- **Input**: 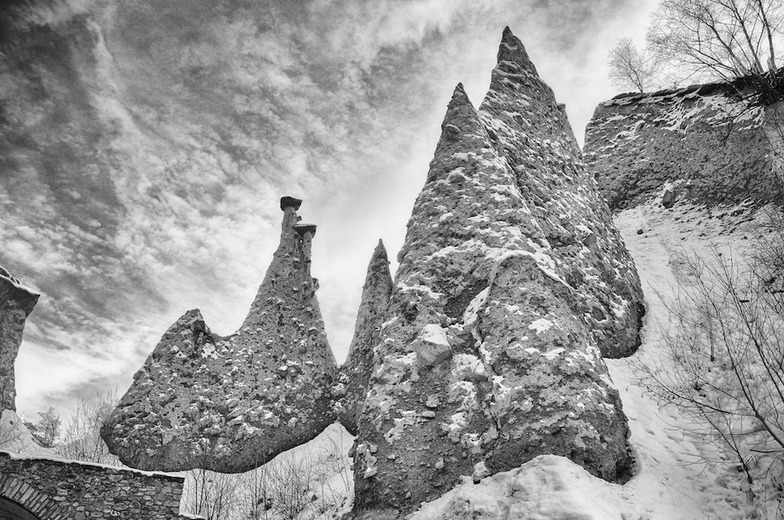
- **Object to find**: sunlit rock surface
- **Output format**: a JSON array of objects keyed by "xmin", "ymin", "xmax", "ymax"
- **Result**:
[
  {"xmin": 584, "ymin": 78, "xmax": 784, "ymax": 211},
  {"xmin": 352, "ymin": 28, "xmax": 636, "ymax": 516},
  {"xmin": 101, "ymin": 198, "xmax": 338, "ymax": 472},
  {"xmin": 338, "ymin": 240, "xmax": 393, "ymax": 435},
  {"xmin": 0, "ymin": 267, "xmax": 39, "ymax": 412}
]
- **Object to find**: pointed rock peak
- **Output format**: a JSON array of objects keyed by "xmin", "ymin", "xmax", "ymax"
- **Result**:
[
  {"xmin": 497, "ymin": 26, "xmax": 538, "ymax": 76},
  {"xmin": 372, "ymin": 239, "xmax": 389, "ymax": 263},
  {"xmin": 437, "ymin": 82, "xmax": 483, "ymax": 143},
  {"xmin": 448, "ymin": 82, "xmax": 473, "ymax": 111},
  {"xmin": 338, "ymin": 239, "xmax": 393, "ymax": 434},
  {"xmin": 364, "ymin": 239, "xmax": 392, "ymax": 289}
]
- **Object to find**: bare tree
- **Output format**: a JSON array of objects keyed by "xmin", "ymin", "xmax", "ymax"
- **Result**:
[
  {"xmin": 641, "ymin": 213, "xmax": 784, "ymax": 517},
  {"xmin": 57, "ymin": 390, "xmax": 120, "ymax": 464},
  {"xmin": 609, "ymin": 37, "xmax": 661, "ymax": 92},
  {"xmin": 238, "ymin": 463, "xmax": 274, "ymax": 520},
  {"xmin": 29, "ymin": 407, "xmax": 60, "ymax": 448},
  {"xmin": 646, "ymin": 0, "xmax": 783, "ymax": 82},
  {"xmin": 181, "ymin": 424, "xmax": 353, "ymax": 520},
  {"xmin": 185, "ymin": 467, "xmax": 237, "ymax": 520}
]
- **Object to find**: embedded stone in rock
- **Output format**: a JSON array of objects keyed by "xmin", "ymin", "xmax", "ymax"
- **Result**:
[
  {"xmin": 414, "ymin": 324, "xmax": 453, "ymax": 367},
  {"xmin": 338, "ymin": 240, "xmax": 393, "ymax": 435},
  {"xmin": 661, "ymin": 184, "xmax": 677, "ymax": 208},
  {"xmin": 352, "ymin": 28, "xmax": 636, "ymax": 516},
  {"xmin": 101, "ymin": 198, "xmax": 337, "ymax": 473},
  {"xmin": 0, "ymin": 267, "xmax": 39, "ymax": 412}
]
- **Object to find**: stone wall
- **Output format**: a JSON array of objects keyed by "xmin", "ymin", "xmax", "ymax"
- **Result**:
[
  {"xmin": 584, "ymin": 81, "xmax": 783, "ymax": 211},
  {"xmin": 0, "ymin": 452, "xmax": 196, "ymax": 519}
]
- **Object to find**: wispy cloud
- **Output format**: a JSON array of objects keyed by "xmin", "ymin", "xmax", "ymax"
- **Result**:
[{"xmin": 0, "ymin": 0, "xmax": 658, "ymax": 418}]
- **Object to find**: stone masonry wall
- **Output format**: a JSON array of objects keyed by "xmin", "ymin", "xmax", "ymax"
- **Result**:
[{"xmin": 0, "ymin": 452, "xmax": 196, "ymax": 519}]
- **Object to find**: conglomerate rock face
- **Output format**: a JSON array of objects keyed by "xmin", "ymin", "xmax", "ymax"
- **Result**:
[
  {"xmin": 584, "ymin": 79, "xmax": 784, "ymax": 211},
  {"xmin": 338, "ymin": 240, "xmax": 393, "ymax": 435},
  {"xmin": 352, "ymin": 27, "xmax": 637, "ymax": 516},
  {"xmin": 101, "ymin": 197, "xmax": 338, "ymax": 472},
  {"xmin": 0, "ymin": 266, "xmax": 39, "ymax": 412}
]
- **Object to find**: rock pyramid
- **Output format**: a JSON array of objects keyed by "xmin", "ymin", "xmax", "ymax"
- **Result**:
[
  {"xmin": 0, "ymin": 266, "xmax": 39, "ymax": 412},
  {"xmin": 351, "ymin": 27, "xmax": 641, "ymax": 516},
  {"xmin": 338, "ymin": 240, "xmax": 393, "ymax": 435},
  {"xmin": 101, "ymin": 197, "xmax": 338, "ymax": 472}
]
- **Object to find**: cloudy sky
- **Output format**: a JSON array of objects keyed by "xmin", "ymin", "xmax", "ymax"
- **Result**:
[{"xmin": 0, "ymin": 0, "xmax": 657, "ymax": 419}]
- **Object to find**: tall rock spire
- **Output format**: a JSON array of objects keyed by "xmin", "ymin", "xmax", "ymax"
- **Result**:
[
  {"xmin": 101, "ymin": 197, "xmax": 338, "ymax": 472},
  {"xmin": 338, "ymin": 240, "xmax": 393, "ymax": 435},
  {"xmin": 0, "ymin": 267, "xmax": 39, "ymax": 412},
  {"xmin": 479, "ymin": 27, "xmax": 644, "ymax": 359},
  {"xmin": 352, "ymin": 28, "xmax": 639, "ymax": 517}
]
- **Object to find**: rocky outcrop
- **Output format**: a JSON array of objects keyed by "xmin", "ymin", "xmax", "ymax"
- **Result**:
[
  {"xmin": 352, "ymin": 28, "xmax": 636, "ymax": 517},
  {"xmin": 0, "ymin": 266, "xmax": 39, "ymax": 412},
  {"xmin": 101, "ymin": 197, "xmax": 338, "ymax": 473},
  {"xmin": 584, "ymin": 79, "xmax": 784, "ymax": 211},
  {"xmin": 338, "ymin": 240, "xmax": 393, "ymax": 435}
]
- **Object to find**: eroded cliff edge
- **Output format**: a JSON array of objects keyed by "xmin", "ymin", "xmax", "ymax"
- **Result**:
[{"xmin": 584, "ymin": 76, "xmax": 784, "ymax": 211}]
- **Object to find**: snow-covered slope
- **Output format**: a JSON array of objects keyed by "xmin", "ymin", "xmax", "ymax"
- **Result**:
[{"xmin": 607, "ymin": 200, "xmax": 765, "ymax": 519}]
